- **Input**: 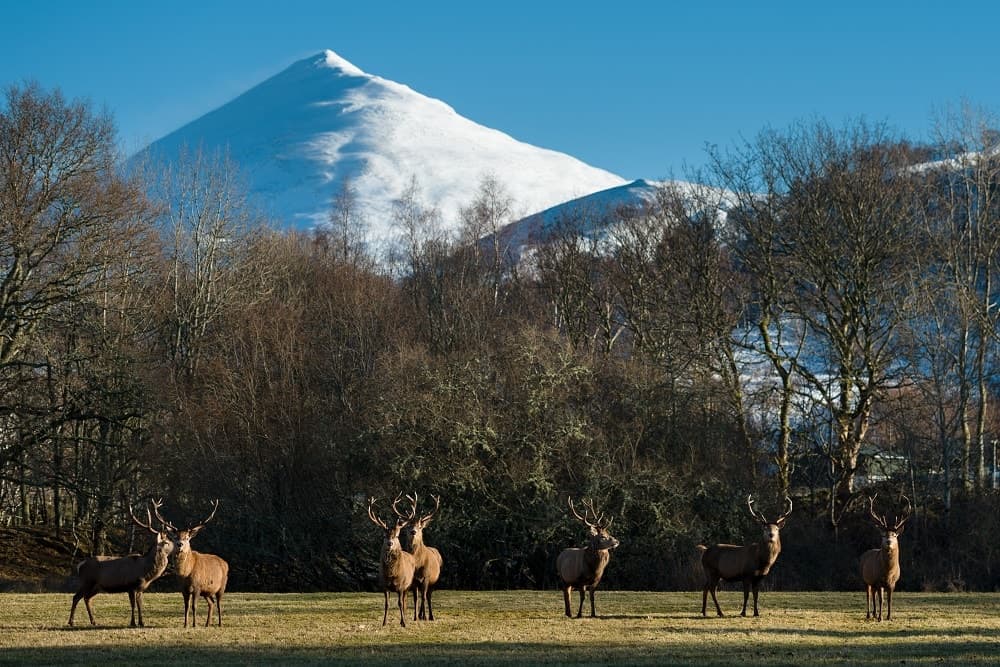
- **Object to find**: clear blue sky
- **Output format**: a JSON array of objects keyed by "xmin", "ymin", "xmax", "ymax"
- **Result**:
[{"xmin": 3, "ymin": 0, "xmax": 998, "ymax": 180}]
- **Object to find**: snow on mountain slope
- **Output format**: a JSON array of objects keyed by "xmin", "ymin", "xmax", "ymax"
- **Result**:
[
  {"xmin": 496, "ymin": 178, "xmax": 662, "ymax": 258},
  {"xmin": 495, "ymin": 178, "xmax": 735, "ymax": 263},
  {"xmin": 135, "ymin": 50, "xmax": 627, "ymax": 245}
]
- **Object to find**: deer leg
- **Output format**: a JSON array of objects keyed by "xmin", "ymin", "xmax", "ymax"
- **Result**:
[
  {"xmin": 740, "ymin": 579, "xmax": 750, "ymax": 617},
  {"xmin": 426, "ymin": 587, "xmax": 434, "ymax": 621},
  {"xmin": 398, "ymin": 589, "xmax": 407, "ymax": 627},
  {"xmin": 190, "ymin": 590, "xmax": 198, "ymax": 628},
  {"xmin": 576, "ymin": 588, "xmax": 586, "ymax": 618},
  {"xmin": 562, "ymin": 586, "xmax": 572, "ymax": 617},
  {"xmin": 865, "ymin": 585, "xmax": 871, "ymax": 620},
  {"xmin": 204, "ymin": 595, "xmax": 214, "ymax": 627},
  {"xmin": 382, "ymin": 590, "xmax": 389, "ymax": 626},
  {"xmin": 412, "ymin": 587, "xmax": 418, "ymax": 621},
  {"xmin": 128, "ymin": 590, "xmax": 138, "ymax": 627},
  {"xmin": 136, "ymin": 590, "xmax": 146, "ymax": 627},
  {"xmin": 709, "ymin": 580, "xmax": 724, "ymax": 617},
  {"xmin": 69, "ymin": 591, "xmax": 83, "ymax": 626},
  {"xmin": 885, "ymin": 586, "xmax": 893, "ymax": 621},
  {"xmin": 875, "ymin": 587, "xmax": 883, "ymax": 622},
  {"xmin": 215, "ymin": 592, "xmax": 223, "ymax": 627},
  {"xmin": 182, "ymin": 591, "xmax": 191, "ymax": 627},
  {"xmin": 589, "ymin": 588, "xmax": 597, "ymax": 618},
  {"xmin": 751, "ymin": 579, "xmax": 760, "ymax": 617}
]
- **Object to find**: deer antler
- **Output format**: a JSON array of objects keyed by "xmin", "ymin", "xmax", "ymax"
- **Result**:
[
  {"xmin": 151, "ymin": 499, "xmax": 177, "ymax": 532},
  {"xmin": 868, "ymin": 494, "xmax": 890, "ymax": 531},
  {"xmin": 188, "ymin": 499, "xmax": 220, "ymax": 533},
  {"xmin": 367, "ymin": 497, "xmax": 388, "ymax": 530},
  {"xmin": 582, "ymin": 498, "xmax": 608, "ymax": 527},
  {"xmin": 567, "ymin": 496, "xmax": 596, "ymax": 528},
  {"xmin": 776, "ymin": 495, "xmax": 793, "ymax": 525},
  {"xmin": 892, "ymin": 495, "xmax": 912, "ymax": 532},
  {"xmin": 747, "ymin": 494, "xmax": 769, "ymax": 525},
  {"xmin": 390, "ymin": 492, "xmax": 413, "ymax": 522},
  {"xmin": 421, "ymin": 495, "xmax": 441, "ymax": 523},
  {"xmin": 129, "ymin": 501, "xmax": 161, "ymax": 535}
]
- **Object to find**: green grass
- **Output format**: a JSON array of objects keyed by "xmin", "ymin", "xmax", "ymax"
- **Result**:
[{"xmin": 0, "ymin": 590, "xmax": 997, "ymax": 665}]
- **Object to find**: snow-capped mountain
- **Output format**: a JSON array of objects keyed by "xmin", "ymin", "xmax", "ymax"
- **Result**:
[{"xmin": 135, "ymin": 50, "xmax": 627, "ymax": 245}]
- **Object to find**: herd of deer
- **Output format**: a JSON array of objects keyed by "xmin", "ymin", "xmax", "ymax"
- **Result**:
[
  {"xmin": 65, "ymin": 491, "xmax": 912, "ymax": 629},
  {"xmin": 68, "ymin": 499, "xmax": 228, "ymax": 628}
]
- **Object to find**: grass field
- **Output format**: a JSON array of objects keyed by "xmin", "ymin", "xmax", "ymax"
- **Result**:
[{"xmin": 0, "ymin": 590, "xmax": 997, "ymax": 665}]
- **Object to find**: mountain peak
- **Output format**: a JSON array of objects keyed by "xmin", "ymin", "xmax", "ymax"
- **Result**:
[
  {"xmin": 136, "ymin": 51, "xmax": 627, "ymax": 240},
  {"xmin": 320, "ymin": 49, "xmax": 366, "ymax": 77}
]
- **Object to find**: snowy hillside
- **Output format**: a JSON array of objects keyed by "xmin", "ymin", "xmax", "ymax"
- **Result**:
[
  {"xmin": 495, "ymin": 178, "xmax": 732, "ymax": 263},
  {"xmin": 495, "ymin": 178, "xmax": 661, "ymax": 260},
  {"xmin": 135, "ymin": 50, "xmax": 627, "ymax": 245}
]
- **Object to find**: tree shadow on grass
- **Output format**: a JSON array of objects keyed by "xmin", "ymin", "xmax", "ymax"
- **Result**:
[{"xmin": 1, "ymin": 637, "xmax": 997, "ymax": 667}]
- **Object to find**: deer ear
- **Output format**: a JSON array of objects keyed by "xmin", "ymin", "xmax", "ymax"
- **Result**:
[
  {"xmin": 189, "ymin": 525, "xmax": 203, "ymax": 539},
  {"xmin": 775, "ymin": 517, "xmax": 786, "ymax": 528}
]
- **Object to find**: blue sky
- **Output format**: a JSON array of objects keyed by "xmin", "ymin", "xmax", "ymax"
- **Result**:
[{"xmin": 3, "ymin": 0, "xmax": 999, "ymax": 180}]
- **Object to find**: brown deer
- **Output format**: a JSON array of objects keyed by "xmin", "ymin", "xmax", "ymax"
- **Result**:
[
  {"xmin": 155, "ymin": 499, "xmax": 229, "ymax": 627},
  {"xmin": 367, "ymin": 496, "xmax": 416, "ymax": 627},
  {"xmin": 860, "ymin": 494, "xmax": 911, "ymax": 621},
  {"xmin": 698, "ymin": 494, "xmax": 792, "ymax": 617},
  {"xmin": 556, "ymin": 496, "xmax": 620, "ymax": 618},
  {"xmin": 68, "ymin": 500, "xmax": 175, "ymax": 628},
  {"xmin": 393, "ymin": 493, "xmax": 443, "ymax": 621}
]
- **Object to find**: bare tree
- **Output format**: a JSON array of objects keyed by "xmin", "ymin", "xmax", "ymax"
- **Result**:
[
  {"xmin": 459, "ymin": 173, "xmax": 516, "ymax": 308},
  {"xmin": 0, "ymin": 82, "xmax": 152, "ymax": 533},
  {"xmin": 710, "ymin": 120, "xmax": 925, "ymax": 522},
  {"xmin": 325, "ymin": 175, "xmax": 370, "ymax": 267},
  {"xmin": 147, "ymin": 144, "xmax": 267, "ymax": 380},
  {"xmin": 924, "ymin": 104, "xmax": 1000, "ymax": 494}
]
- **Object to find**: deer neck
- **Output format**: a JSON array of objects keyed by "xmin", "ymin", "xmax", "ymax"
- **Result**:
[
  {"xmin": 882, "ymin": 543, "xmax": 899, "ymax": 569},
  {"xmin": 757, "ymin": 536, "xmax": 781, "ymax": 572},
  {"xmin": 175, "ymin": 549, "xmax": 197, "ymax": 577},
  {"xmin": 382, "ymin": 542, "xmax": 404, "ymax": 572},
  {"xmin": 144, "ymin": 542, "xmax": 170, "ymax": 581},
  {"xmin": 585, "ymin": 544, "xmax": 611, "ymax": 574}
]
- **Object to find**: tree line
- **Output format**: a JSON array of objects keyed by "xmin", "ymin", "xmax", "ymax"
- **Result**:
[{"xmin": 2, "ymin": 82, "xmax": 999, "ymax": 593}]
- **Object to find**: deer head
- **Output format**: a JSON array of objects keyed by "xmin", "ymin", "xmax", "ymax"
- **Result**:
[
  {"xmin": 747, "ymin": 494, "xmax": 792, "ymax": 545},
  {"xmin": 868, "ymin": 494, "xmax": 911, "ymax": 550},
  {"xmin": 129, "ymin": 499, "xmax": 175, "ymax": 561},
  {"xmin": 368, "ymin": 497, "xmax": 406, "ymax": 552},
  {"xmin": 393, "ymin": 492, "xmax": 439, "ymax": 552},
  {"xmin": 568, "ymin": 496, "xmax": 619, "ymax": 551},
  {"xmin": 155, "ymin": 499, "xmax": 219, "ymax": 558}
]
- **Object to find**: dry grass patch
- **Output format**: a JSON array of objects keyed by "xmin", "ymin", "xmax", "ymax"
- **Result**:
[{"xmin": 0, "ymin": 590, "xmax": 997, "ymax": 665}]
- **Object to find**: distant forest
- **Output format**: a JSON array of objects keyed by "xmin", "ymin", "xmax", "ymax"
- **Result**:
[{"xmin": 2, "ymin": 82, "xmax": 999, "ymax": 592}]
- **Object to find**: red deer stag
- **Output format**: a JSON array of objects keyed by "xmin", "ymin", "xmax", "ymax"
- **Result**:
[
  {"xmin": 68, "ymin": 500, "xmax": 174, "ymax": 627},
  {"xmin": 557, "ymin": 496, "xmax": 620, "ymax": 618},
  {"xmin": 155, "ymin": 500, "xmax": 229, "ymax": 627},
  {"xmin": 367, "ymin": 497, "xmax": 416, "ymax": 627},
  {"xmin": 860, "ymin": 494, "xmax": 911, "ymax": 621},
  {"xmin": 698, "ymin": 494, "xmax": 792, "ymax": 617},
  {"xmin": 394, "ymin": 493, "xmax": 443, "ymax": 621}
]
